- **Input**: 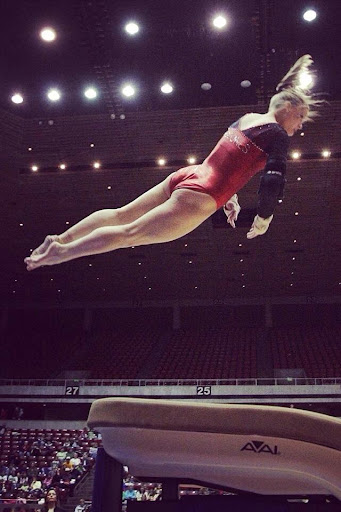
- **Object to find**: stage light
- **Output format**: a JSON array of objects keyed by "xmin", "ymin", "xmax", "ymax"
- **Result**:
[
  {"xmin": 291, "ymin": 151, "xmax": 301, "ymax": 159},
  {"xmin": 303, "ymin": 9, "xmax": 317, "ymax": 22},
  {"xmin": 59, "ymin": 164, "xmax": 66, "ymax": 170},
  {"xmin": 93, "ymin": 162, "xmax": 101, "ymax": 169},
  {"xmin": 125, "ymin": 22, "xmax": 139, "ymax": 35},
  {"xmin": 11, "ymin": 93, "xmax": 23, "ymax": 104},
  {"xmin": 31, "ymin": 165, "xmax": 38, "ymax": 172},
  {"xmin": 84, "ymin": 87, "xmax": 98, "ymax": 99},
  {"xmin": 212, "ymin": 15, "xmax": 228, "ymax": 29},
  {"xmin": 322, "ymin": 150, "xmax": 331, "ymax": 158},
  {"xmin": 160, "ymin": 82, "xmax": 173, "ymax": 94},
  {"xmin": 187, "ymin": 156, "xmax": 196, "ymax": 164},
  {"xmin": 122, "ymin": 84, "xmax": 136, "ymax": 97},
  {"xmin": 40, "ymin": 27, "xmax": 56, "ymax": 42},
  {"xmin": 47, "ymin": 89, "xmax": 61, "ymax": 102},
  {"xmin": 299, "ymin": 71, "xmax": 313, "ymax": 89},
  {"xmin": 157, "ymin": 158, "xmax": 166, "ymax": 166}
]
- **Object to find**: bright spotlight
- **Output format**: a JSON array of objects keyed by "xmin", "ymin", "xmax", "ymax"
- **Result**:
[
  {"xmin": 299, "ymin": 71, "xmax": 313, "ymax": 89},
  {"xmin": 93, "ymin": 162, "xmax": 101, "ymax": 169},
  {"xmin": 125, "ymin": 22, "xmax": 139, "ymax": 35},
  {"xmin": 31, "ymin": 165, "xmax": 39, "ymax": 172},
  {"xmin": 291, "ymin": 151, "xmax": 301, "ymax": 160},
  {"xmin": 122, "ymin": 84, "xmax": 136, "ymax": 97},
  {"xmin": 47, "ymin": 89, "xmax": 61, "ymax": 102},
  {"xmin": 160, "ymin": 82, "xmax": 173, "ymax": 94},
  {"xmin": 157, "ymin": 158, "xmax": 166, "ymax": 166},
  {"xmin": 84, "ymin": 87, "xmax": 98, "ymax": 99},
  {"xmin": 321, "ymin": 150, "xmax": 331, "ymax": 158},
  {"xmin": 303, "ymin": 9, "xmax": 317, "ymax": 22},
  {"xmin": 213, "ymin": 15, "xmax": 227, "ymax": 29},
  {"xmin": 40, "ymin": 27, "xmax": 57, "ymax": 42},
  {"xmin": 11, "ymin": 93, "xmax": 24, "ymax": 104},
  {"xmin": 187, "ymin": 156, "xmax": 197, "ymax": 164}
]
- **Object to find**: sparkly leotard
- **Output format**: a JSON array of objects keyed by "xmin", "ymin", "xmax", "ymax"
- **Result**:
[{"xmin": 169, "ymin": 119, "xmax": 290, "ymax": 210}]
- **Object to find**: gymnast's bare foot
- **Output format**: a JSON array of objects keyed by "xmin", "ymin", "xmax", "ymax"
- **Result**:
[
  {"xmin": 31, "ymin": 235, "xmax": 61, "ymax": 257},
  {"xmin": 24, "ymin": 242, "xmax": 65, "ymax": 271}
]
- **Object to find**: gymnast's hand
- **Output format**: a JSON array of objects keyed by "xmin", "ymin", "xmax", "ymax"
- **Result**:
[
  {"xmin": 247, "ymin": 214, "xmax": 273, "ymax": 239},
  {"xmin": 223, "ymin": 194, "xmax": 241, "ymax": 228}
]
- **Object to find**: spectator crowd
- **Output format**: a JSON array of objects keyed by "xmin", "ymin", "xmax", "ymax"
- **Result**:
[{"xmin": 0, "ymin": 427, "xmax": 100, "ymax": 509}]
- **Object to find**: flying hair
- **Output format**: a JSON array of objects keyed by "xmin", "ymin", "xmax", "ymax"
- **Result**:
[{"xmin": 269, "ymin": 54, "xmax": 326, "ymax": 120}]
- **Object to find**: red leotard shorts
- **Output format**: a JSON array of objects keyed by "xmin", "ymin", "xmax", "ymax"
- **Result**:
[{"xmin": 169, "ymin": 127, "xmax": 268, "ymax": 209}]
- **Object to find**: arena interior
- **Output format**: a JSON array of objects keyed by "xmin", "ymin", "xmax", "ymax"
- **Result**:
[{"xmin": 0, "ymin": 0, "xmax": 340, "ymax": 511}]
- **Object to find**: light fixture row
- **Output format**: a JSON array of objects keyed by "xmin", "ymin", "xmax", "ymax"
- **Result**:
[
  {"xmin": 39, "ymin": 8, "xmax": 317, "ymax": 44},
  {"xmin": 11, "ymin": 83, "xmax": 179, "ymax": 105},
  {"xmin": 291, "ymin": 150, "xmax": 332, "ymax": 159},
  {"xmin": 28, "ymin": 148, "xmax": 334, "ymax": 172},
  {"xmin": 29, "ymin": 156, "xmax": 198, "ymax": 172}
]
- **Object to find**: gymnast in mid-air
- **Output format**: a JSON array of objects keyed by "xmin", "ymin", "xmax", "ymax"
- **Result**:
[{"xmin": 25, "ymin": 55, "xmax": 323, "ymax": 271}]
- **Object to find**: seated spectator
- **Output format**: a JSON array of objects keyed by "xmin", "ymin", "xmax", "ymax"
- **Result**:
[
  {"xmin": 43, "ymin": 472, "xmax": 54, "ymax": 488},
  {"xmin": 70, "ymin": 453, "xmax": 81, "ymax": 469},
  {"xmin": 74, "ymin": 498, "xmax": 86, "ymax": 512},
  {"xmin": 30, "ymin": 477, "xmax": 42, "ymax": 492},
  {"xmin": 27, "ymin": 462, "xmax": 39, "ymax": 479},
  {"xmin": 56, "ymin": 448, "xmax": 67, "ymax": 462},
  {"xmin": 31, "ymin": 442, "xmax": 41, "ymax": 457},
  {"xmin": 62, "ymin": 457, "xmax": 73, "ymax": 472},
  {"xmin": 88, "ymin": 445, "xmax": 97, "ymax": 459}
]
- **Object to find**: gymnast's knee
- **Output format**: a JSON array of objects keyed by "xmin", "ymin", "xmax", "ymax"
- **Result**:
[
  {"xmin": 119, "ymin": 223, "xmax": 144, "ymax": 247},
  {"xmin": 94, "ymin": 207, "xmax": 122, "ymax": 224}
]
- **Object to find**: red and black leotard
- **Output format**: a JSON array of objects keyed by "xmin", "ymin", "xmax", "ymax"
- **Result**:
[{"xmin": 169, "ymin": 119, "xmax": 290, "ymax": 217}]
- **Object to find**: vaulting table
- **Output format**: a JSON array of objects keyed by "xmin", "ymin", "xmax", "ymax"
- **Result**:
[{"xmin": 87, "ymin": 397, "xmax": 341, "ymax": 511}]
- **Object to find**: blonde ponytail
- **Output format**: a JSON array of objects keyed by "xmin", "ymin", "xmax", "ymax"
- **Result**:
[
  {"xmin": 269, "ymin": 55, "xmax": 326, "ymax": 120},
  {"xmin": 276, "ymin": 54, "xmax": 314, "ymax": 92}
]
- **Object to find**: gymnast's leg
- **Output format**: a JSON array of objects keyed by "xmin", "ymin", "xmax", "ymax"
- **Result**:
[
  {"xmin": 24, "ymin": 189, "xmax": 216, "ymax": 271},
  {"xmin": 31, "ymin": 176, "xmax": 174, "ymax": 256}
]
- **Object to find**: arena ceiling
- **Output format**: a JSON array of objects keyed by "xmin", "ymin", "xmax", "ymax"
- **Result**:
[
  {"xmin": 0, "ymin": 0, "xmax": 340, "ymax": 308},
  {"xmin": 0, "ymin": 0, "xmax": 340, "ymax": 117}
]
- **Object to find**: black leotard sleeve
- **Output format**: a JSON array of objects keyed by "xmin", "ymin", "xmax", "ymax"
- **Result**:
[
  {"xmin": 231, "ymin": 120, "xmax": 290, "ymax": 218},
  {"xmin": 257, "ymin": 127, "xmax": 290, "ymax": 218}
]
